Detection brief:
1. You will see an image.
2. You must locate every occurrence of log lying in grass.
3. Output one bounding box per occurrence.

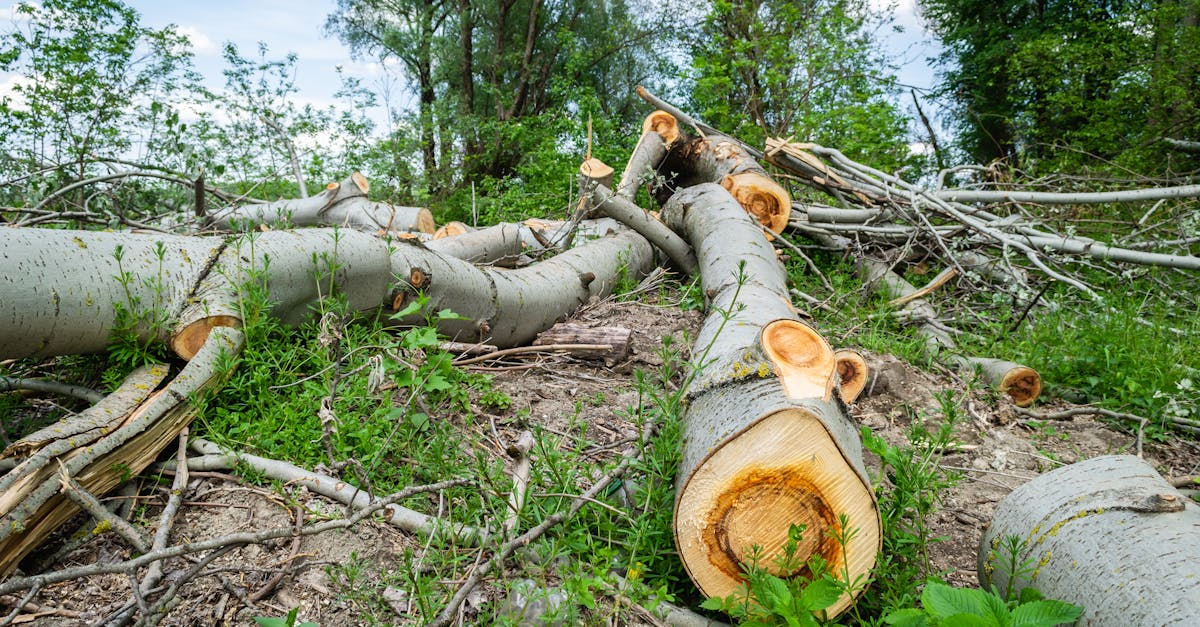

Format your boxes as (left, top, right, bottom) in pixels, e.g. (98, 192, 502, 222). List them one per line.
(0, 327, 243, 576)
(855, 257, 1042, 407)
(615, 111, 680, 200)
(980, 455, 1200, 626)
(534, 323, 633, 365)
(0, 225, 651, 360)
(389, 228, 654, 346)
(662, 183, 879, 617)
(208, 172, 435, 235)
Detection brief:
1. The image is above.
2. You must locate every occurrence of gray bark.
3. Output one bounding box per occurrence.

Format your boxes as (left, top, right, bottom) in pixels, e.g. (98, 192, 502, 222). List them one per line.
(661, 183, 878, 617)
(208, 173, 434, 235)
(590, 184, 698, 275)
(981, 455, 1200, 626)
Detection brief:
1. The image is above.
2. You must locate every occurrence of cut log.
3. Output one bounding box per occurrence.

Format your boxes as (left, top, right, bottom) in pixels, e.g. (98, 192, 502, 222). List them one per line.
(433, 221, 472, 239)
(588, 183, 698, 275)
(614, 111, 680, 200)
(833, 349, 869, 404)
(389, 228, 654, 347)
(980, 455, 1200, 626)
(425, 222, 530, 267)
(657, 132, 792, 235)
(208, 172, 435, 235)
(0, 326, 244, 576)
(579, 158, 615, 193)
(534, 323, 633, 365)
(661, 183, 878, 617)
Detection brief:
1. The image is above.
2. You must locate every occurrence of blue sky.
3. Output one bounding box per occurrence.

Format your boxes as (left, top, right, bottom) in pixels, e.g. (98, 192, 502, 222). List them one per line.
(2, 0, 945, 136)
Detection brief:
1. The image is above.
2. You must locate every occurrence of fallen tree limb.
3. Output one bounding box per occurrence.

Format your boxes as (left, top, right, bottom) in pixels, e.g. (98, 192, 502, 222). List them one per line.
(589, 183, 698, 274)
(661, 183, 878, 617)
(0, 377, 105, 404)
(934, 184, 1200, 205)
(0, 327, 243, 576)
(0, 475, 470, 597)
(187, 438, 483, 545)
(856, 257, 1041, 406)
(980, 455, 1200, 626)
(207, 172, 435, 235)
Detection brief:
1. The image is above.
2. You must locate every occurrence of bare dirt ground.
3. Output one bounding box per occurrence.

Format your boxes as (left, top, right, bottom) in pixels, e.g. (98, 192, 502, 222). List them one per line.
(9, 296, 1199, 625)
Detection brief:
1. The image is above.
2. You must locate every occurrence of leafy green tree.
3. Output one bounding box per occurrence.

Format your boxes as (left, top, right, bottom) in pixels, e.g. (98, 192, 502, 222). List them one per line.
(324, 0, 675, 202)
(0, 0, 196, 205)
(688, 0, 913, 171)
(923, 0, 1200, 174)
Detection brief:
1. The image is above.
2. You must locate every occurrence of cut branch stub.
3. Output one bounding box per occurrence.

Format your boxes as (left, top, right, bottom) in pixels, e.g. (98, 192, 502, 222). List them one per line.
(980, 455, 1200, 626)
(642, 110, 681, 146)
(833, 349, 869, 404)
(663, 183, 878, 617)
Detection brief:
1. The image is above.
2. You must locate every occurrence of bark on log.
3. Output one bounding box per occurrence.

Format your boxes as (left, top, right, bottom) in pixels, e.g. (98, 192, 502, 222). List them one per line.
(588, 183, 699, 275)
(388, 229, 654, 346)
(614, 111, 680, 200)
(208, 172, 435, 235)
(0, 228, 392, 361)
(980, 455, 1200, 626)
(0, 326, 243, 576)
(661, 183, 878, 617)
(2, 223, 651, 361)
(534, 323, 633, 365)
(661, 134, 792, 235)
(424, 222, 530, 267)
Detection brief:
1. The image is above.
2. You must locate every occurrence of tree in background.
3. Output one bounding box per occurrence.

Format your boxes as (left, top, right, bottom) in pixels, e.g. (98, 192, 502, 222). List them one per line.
(688, 0, 914, 172)
(922, 0, 1200, 175)
(0, 0, 196, 205)
(324, 0, 675, 206)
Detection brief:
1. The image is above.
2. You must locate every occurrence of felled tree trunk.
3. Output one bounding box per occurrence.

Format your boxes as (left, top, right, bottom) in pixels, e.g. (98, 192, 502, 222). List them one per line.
(0, 228, 392, 361)
(657, 125, 791, 235)
(662, 183, 879, 617)
(614, 111, 680, 200)
(207, 172, 435, 235)
(980, 455, 1200, 626)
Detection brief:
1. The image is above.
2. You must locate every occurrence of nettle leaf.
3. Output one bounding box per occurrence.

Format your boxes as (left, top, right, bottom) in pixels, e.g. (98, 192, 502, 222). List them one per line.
(699, 596, 727, 611)
(922, 583, 1006, 624)
(760, 575, 793, 612)
(1009, 599, 1084, 627)
(942, 613, 997, 627)
(424, 372, 452, 392)
(799, 577, 842, 611)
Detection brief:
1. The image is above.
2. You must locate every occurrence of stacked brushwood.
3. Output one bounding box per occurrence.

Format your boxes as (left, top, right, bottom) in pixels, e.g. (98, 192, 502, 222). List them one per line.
(1, 85, 1198, 623)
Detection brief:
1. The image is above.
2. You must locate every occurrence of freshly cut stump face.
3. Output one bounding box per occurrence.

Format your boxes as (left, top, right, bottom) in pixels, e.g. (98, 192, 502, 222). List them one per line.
(1000, 366, 1042, 408)
(675, 407, 880, 615)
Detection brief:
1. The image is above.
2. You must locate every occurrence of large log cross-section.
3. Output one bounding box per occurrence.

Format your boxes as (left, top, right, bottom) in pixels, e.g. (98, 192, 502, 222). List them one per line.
(663, 183, 880, 617)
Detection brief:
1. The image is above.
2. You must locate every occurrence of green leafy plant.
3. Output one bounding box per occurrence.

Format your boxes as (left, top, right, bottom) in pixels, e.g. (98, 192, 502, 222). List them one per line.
(699, 524, 846, 627)
(884, 582, 1082, 627)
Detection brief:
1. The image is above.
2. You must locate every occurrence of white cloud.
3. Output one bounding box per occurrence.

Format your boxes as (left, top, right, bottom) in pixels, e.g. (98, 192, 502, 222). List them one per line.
(175, 25, 217, 54)
(0, 2, 37, 22)
(0, 74, 29, 110)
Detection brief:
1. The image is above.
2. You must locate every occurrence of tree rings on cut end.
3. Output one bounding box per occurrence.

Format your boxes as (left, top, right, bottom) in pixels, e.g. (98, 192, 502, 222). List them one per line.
(1000, 366, 1042, 407)
(413, 208, 436, 234)
(641, 110, 681, 146)
(721, 171, 791, 235)
(760, 319, 836, 400)
(171, 315, 241, 361)
(834, 349, 869, 403)
(433, 221, 471, 240)
(674, 407, 880, 617)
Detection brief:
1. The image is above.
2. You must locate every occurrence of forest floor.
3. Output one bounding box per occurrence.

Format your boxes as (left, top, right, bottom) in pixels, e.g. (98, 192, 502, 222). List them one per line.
(11, 291, 1200, 626)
